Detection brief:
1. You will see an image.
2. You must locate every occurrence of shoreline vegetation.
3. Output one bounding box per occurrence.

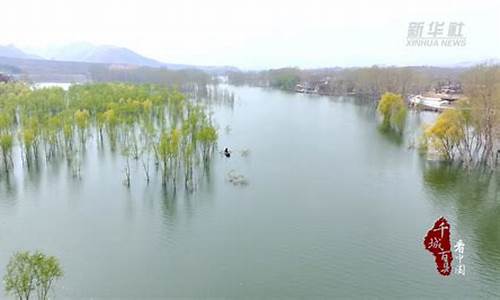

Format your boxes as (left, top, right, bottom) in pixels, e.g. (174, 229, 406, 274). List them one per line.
(228, 63, 500, 169)
(374, 64, 500, 169)
(420, 64, 500, 168)
(226, 65, 464, 99)
(0, 82, 218, 192)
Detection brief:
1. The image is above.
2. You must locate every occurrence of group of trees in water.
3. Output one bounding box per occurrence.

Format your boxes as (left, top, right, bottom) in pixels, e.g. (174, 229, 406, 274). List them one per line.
(421, 64, 500, 168)
(0, 82, 218, 191)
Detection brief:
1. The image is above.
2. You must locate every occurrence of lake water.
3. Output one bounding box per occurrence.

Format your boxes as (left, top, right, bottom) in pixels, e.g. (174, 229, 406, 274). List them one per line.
(1, 86, 500, 298)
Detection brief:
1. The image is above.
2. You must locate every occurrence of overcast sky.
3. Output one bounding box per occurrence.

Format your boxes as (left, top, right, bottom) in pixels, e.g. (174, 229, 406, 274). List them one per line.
(1, 0, 499, 69)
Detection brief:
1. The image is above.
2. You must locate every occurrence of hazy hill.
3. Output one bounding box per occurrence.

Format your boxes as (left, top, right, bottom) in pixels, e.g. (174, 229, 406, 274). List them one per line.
(22, 43, 238, 73)
(0, 45, 43, 60)
(33, 43, 163, 67)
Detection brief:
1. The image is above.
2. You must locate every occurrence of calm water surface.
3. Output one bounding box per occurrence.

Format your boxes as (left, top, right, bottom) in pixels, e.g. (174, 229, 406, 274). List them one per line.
(1, 86, 500, 298)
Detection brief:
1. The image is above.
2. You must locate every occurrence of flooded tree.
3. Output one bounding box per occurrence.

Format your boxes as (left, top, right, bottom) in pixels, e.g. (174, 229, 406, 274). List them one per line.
(422, 109, 465, 161)
(377, 92, 407, 133)
(74, 109, 90, 144)
(197, 124, 218, 164)
(3, 251, 63, 300)
(0, 112, 14, 172)
(0, 133, 13, 172)
(461, 64, 500, 166)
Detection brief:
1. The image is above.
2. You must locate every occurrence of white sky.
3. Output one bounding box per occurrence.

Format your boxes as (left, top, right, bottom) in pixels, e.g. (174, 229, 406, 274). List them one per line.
(1, 0, 499, 69)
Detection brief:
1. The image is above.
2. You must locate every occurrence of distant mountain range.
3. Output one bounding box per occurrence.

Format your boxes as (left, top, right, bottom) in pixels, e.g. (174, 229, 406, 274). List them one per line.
(0, 44, 43, 60)
(3, 43, 497, 74)
(0, 43, 238, 73)
(25, 42, 173, 68)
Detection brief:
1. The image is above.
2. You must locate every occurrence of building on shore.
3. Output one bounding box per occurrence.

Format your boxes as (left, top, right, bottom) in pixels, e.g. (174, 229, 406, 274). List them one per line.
(295, 77, 330, 94)
(409, 94, 461, 112)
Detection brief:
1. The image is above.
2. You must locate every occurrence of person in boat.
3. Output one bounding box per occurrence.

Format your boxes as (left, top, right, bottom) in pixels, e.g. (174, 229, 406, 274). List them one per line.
(224, 147, 231, 158)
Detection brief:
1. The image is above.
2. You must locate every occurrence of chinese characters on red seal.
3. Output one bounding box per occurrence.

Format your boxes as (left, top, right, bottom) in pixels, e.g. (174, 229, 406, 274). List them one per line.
(424, 217, 453, 276)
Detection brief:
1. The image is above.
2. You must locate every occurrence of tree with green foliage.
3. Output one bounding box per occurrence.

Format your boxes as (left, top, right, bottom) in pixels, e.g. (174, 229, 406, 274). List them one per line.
(4, 251, 34, 300)
(0, 133, 13, 172)
(377, 92, 407, 132)
(4, 251, 63, 300)
(422, 109, 465, 161)
(197, 125, 218, 164)
(74, 109, 90, 144)
(31, 252, 63, 300)
(270, 74, 300, 91)
(158, 128, 182, 187)
(21, 128, 37, 167)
